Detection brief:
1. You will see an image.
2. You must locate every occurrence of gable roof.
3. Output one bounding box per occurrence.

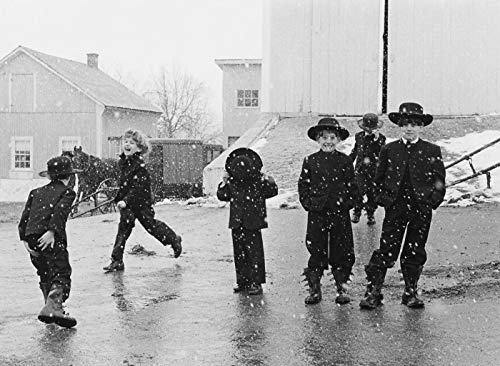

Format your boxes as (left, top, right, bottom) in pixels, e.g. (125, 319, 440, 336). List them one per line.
(0, 46, 162, 114)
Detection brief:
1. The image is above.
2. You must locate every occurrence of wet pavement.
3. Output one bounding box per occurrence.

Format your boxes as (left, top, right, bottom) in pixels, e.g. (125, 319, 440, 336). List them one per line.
(1, 203, 500, 365)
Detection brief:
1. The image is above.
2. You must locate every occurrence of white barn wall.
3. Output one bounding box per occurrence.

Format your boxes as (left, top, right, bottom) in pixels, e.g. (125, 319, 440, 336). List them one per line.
(389, 0, 500, 115)
(263, 0, 382, 115)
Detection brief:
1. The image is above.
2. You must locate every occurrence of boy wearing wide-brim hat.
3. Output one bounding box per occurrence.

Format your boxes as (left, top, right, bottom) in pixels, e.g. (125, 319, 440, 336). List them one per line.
(349, 113, 386, 225)
(19, 156, 79, 328)
(360, 102, 446, 310)
(217, 148, 278, 295)
(298, 118, 358, 305)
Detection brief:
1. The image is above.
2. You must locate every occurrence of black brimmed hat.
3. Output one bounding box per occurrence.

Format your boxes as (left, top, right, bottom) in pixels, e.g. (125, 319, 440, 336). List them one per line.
(225, 148, 263, 180)
(357, 113, 384, 131)
(388, 102, 433, 126)
(39, 156, 81, 177)
(307, 117, 349, 141)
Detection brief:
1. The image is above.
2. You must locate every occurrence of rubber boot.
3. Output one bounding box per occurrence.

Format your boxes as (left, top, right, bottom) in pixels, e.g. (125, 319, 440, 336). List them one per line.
(366, 213, 376, 226)
(332, 268, 351, 304)
(351, 211, 361, 224)
(303, 268, 322, 305)
(359, 265, 387, 310)
(38, 287, 77, 328)
(401, 266, 425, 308)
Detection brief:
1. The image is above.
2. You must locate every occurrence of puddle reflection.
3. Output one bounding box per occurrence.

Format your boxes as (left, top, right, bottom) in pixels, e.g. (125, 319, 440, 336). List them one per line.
(230, 295, 269, 365)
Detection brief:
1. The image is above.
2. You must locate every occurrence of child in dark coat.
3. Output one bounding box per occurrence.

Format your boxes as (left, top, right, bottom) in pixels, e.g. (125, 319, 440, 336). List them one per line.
(349, 113, 386, 225)
(217, 148, 278, 295)
(298, 118, 358, 305)
(103, 128, 182, 272)
(19, 156, 79, 328)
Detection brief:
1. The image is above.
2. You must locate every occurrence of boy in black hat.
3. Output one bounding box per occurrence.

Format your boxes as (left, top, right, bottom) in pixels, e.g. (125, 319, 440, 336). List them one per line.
(349, 113, 386, 225)
(19, 156, 79, 328)
(298, 118, 358, 305)
(103, 128, 182, 273)
(217, 148, 278, 295)
(359, 102, 446, 310)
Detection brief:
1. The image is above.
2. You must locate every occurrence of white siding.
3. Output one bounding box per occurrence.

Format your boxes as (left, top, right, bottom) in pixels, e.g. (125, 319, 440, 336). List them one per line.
(263, 0, 382, 114)
(389, 0, 500, 115)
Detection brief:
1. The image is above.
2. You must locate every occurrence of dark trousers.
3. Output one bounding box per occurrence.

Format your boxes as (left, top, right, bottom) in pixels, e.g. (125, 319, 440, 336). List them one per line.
(305, 209, 355, 274)
(27, 235, 72, 301)
(353, 172, 377, 215)
(366, 199, 432, 272)
(231, 227, 266, 286)
(111, 206, 177, 262)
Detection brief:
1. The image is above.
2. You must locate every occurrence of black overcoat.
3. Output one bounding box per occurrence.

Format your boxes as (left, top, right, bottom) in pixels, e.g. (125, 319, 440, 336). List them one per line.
(114, 152, 153, 211)
(18, 180, 76, 241)
(375, 139, 446, 210)
(217, 176, 278, 230)
(349, 132, 386, 175)
(298, 150, 358, 213)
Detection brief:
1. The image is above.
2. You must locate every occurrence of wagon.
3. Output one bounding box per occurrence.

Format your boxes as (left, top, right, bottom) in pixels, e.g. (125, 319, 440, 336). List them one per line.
(147, 138, 224, 200)
(70, 178, 119, 218)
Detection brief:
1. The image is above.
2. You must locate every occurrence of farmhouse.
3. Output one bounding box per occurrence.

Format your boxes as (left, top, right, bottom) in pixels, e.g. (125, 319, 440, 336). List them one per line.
(0, 45, 161, 199)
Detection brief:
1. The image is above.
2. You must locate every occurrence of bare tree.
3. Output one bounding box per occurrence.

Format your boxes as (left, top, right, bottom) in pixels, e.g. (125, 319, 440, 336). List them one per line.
(149, 66, 217, 141)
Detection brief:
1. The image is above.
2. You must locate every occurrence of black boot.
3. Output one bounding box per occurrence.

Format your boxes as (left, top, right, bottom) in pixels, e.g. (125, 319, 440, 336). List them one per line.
(103, 260, 124, 272)
(401, 266, 425, 308)
(366, 213, 376, 226)
(351, 211, 361, 223)
(38, 286, 77, 328)
(303, 268, 322, 305)
(359, 265, 387, 310)
(172, 235, 182, 258)
(332, 267, 351, 304)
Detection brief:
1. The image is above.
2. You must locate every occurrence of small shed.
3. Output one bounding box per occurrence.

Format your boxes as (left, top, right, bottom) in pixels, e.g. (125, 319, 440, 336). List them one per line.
(148, 138, 223, 199)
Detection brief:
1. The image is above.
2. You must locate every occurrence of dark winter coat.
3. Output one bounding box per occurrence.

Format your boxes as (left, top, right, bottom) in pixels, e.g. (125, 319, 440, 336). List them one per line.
(375, 139, 446, 210)
(18, 180, 76, 241)
(349, 131, 386, 175)
(217, 175, 278, 230)
(114, 152, 153, 211)
(298, 150, 358, 213)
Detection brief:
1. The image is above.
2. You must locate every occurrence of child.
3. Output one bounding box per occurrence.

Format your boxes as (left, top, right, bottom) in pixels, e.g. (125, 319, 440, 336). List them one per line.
(360, 102, 446, 310)
(349, 113, 386, 225)
(103, 128, 182, 272)
(19, 156, 79, 328)
(298, 118, 358, 305)
(217, 148, 278, 295)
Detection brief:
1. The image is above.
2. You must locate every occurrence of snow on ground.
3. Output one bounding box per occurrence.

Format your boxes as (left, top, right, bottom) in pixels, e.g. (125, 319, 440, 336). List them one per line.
(440, 130, 500, 206)
(179, 130, 500, 209)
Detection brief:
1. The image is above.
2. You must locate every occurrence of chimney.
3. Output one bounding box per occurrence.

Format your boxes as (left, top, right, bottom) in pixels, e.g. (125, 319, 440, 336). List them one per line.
(87, 53, 99, 69)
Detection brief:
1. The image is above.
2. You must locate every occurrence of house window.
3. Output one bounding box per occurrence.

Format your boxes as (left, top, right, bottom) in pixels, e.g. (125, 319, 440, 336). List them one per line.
(108, 136, 122, 158)
(11, 137, 33, 170)
(237, 89, 259, 107)
(59, 136, 81, 155)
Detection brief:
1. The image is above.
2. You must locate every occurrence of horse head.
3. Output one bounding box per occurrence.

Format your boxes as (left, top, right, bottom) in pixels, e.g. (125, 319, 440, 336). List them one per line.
(72, 146, 89, 171)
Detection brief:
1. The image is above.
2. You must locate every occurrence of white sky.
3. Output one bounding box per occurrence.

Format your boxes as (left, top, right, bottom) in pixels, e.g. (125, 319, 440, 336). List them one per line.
(1, 0, 263, 123)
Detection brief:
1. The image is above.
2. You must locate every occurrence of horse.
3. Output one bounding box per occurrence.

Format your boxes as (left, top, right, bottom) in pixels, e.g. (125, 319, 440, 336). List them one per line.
(70, 146, 120, 214)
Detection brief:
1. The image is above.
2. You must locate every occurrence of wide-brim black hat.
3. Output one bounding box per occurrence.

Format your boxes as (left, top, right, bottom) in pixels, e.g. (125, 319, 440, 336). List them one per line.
(225, 148, 263, 179)
(39, 156, 81, 177)
(357, 113, 384, 131)
(388, 102, 433, 126)
(307, 117, 349, 141)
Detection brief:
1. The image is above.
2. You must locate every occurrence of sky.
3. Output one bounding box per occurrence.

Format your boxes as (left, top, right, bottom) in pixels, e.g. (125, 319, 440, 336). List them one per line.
(1, 0, 263, 123)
